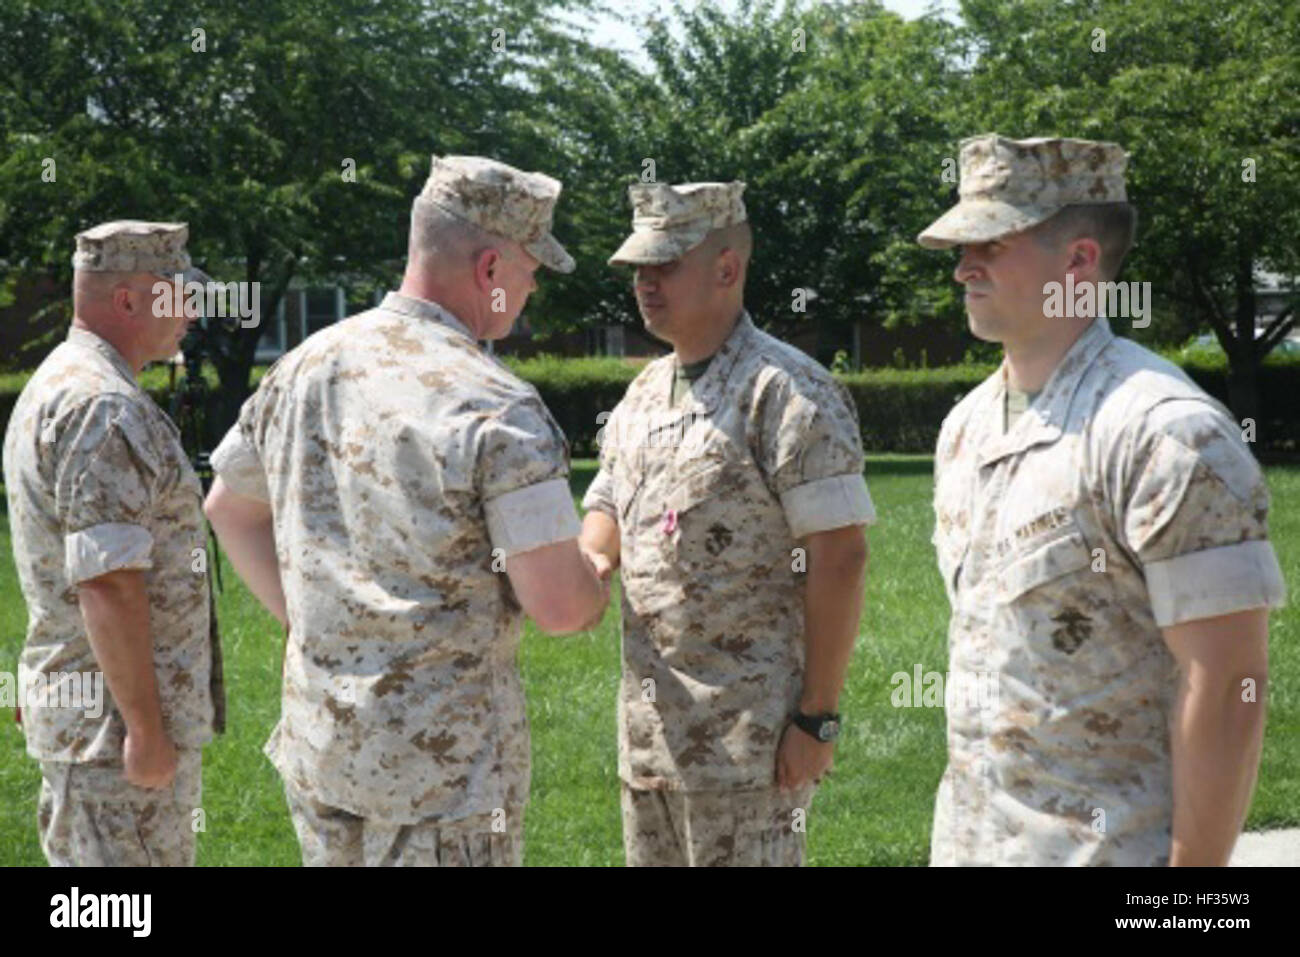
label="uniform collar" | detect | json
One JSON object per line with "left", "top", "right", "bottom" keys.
{"left": 672, "top": 308, "right": 755, "bottom": 413}
{"left": 978, "top": 317, "right": 1114, "bottom": 467}
{"left": 380, "top": 292, "right": 477, "bottom": 343}
{"left": 66, "top": 325, "right": 139, "bottom": 386}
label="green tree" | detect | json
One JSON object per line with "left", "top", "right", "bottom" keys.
{"left": 545, "top": 0, "right": 965, "bottom": 366}
{"left": 549, "top": 0, "right": 839, "bottom": 336}
{"left": 745, "top": 3, "right": 964, "bottom": 360}
{"left": 0, "top": 0, "right": 606, "bottom": 429}
{"left": 958, "top": 0, "right": 1300, "bottom": 420}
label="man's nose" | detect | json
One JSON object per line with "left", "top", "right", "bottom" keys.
{"left": 954, "top": 249, "right": 983, "bottom": 285}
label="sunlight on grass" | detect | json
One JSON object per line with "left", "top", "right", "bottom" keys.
{"left": 1, "top": 460, "right": 1296, "bottom": 865}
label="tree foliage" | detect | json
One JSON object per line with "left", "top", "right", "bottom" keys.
{"left": 958, "top": 0, "right": 1300, "bottom": 416}
{"left": 1, "top": 0, "right": 1296, "bottom": 422}
{"left": 0, "top": 0, "right": 605, "bottom": 422}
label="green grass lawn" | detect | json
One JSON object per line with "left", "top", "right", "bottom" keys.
{"left": 1, "top": 457, "right": 1297, "bottom": 866}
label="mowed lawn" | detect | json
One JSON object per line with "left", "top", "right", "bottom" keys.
{"left": 1, "top": 458, "right": 1297, "bottom": 866}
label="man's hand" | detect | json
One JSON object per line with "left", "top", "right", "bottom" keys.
{"left": 124, "top": 726, "right": 179, "bottom": 790}
{"left": 579, "top": 510, "right": 620, "bottom": 581}
{"left": 776, "top": 723, "right": 834, "bottom": 792}
{"left": 584, "top": 548, "right": 615, "bottom": 583}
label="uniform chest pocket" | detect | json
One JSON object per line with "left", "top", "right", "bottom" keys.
{"left": 663, "top": 461, "right": 756, "bottom": 569}
{"left": 995, "top": 531, "right": 1093, "bottom": 604}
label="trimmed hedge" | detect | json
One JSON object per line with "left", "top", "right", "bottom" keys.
{"left": 1, "top": 353, "right": 1297, "bottom": 460}
{"left": 836, "top": 365, "right": 993, "bottom": 454}
{"left": 502, "top": 354, "right": 643, "bottom": 457}
{"left": 841, "top": 361, "right": 1300, "bottom": 455}
{"left": 506, "top": 354, "right": 1300, "bottom": 456}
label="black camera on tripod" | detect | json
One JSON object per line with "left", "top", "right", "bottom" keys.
{"left": 168, "top": 266, "right": 244, "bottom": 493}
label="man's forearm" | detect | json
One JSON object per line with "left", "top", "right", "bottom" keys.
{"left": 799, "top": 531, "right": 867, "bottom": 713}
{"left": 1169, "top": 676, "right": 1267, "bottom": 866}
{"left": 211, "top": 513, "right": 287, "bottom": 626}
{"left": 78, "top": 571, "right": 166, "bottom": 736}
{"left": 205, "top": 478, "right": 288, "bottom": 626}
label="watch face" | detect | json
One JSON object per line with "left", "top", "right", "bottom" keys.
{"left": 820, "top": 720, "right": 839, "bottom": 741}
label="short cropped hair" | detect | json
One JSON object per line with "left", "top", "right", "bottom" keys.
{"left": 1032, "top": 203, "right": 1138, "bottom": 280}
{"left": 408, "top": 197, "right": 501, "bottom": 268}
{"left": 72, "top": 269, "right": 150, "bottom": 314}
{"left": 699, "top": 220, "right": 754, "bottom": 268}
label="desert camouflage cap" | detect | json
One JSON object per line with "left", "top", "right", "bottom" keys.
{"left": 417, "top": 155, "right": 574, "bottom": 273}
{"left": 918, "top": 134, "right": 1128, "bottom": 249}
{"left": 609, "top": 181, "right": 747, "bottom": 266}
{"left": 72, "top": 220, "right": 191, "bottom": 277}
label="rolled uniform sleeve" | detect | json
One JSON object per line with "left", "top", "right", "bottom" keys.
{"left": 211, "top": 387, "right": 271, "bottom": 503}
{"left": 55, "top": 396, "right": 159, "bottom": 584}
{"left": 762, "top": 373, "right": 876, "bottom": 538}
{"left": 1122, "top": 401, "right": 1287, "bottom": 628}
{"left": 478, "top": 395, "right": 581, "bottom": 557}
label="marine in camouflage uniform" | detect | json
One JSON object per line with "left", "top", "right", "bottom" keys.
{"left": 919, "top": 135, "right": 1287, "bottom": 865}
{"left": 583, "top": 182, "right": 876, "bottom": 866}
{"left": 3, "top": 221, "right": 215, "bottom": 866}
{"left": 209, "top": 156, "right": 594, "bottom": 866}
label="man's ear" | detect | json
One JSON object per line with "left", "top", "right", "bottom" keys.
{"left": 1067, "top": 237, "right": 1102, "bottom": 278}
{"left": 112, "top": 281, "right": 138, "bottom": 319}
{"left": 473, "top": 247, "right": 501, "bottom": 292}
{"left": 717, "top": 248, "right": 741, "bottom": 288}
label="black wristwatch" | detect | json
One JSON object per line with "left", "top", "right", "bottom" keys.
{"left": 792, "top": 710, "right": 841, "bottom": 743}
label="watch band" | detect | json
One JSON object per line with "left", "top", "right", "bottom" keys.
{"left": 792, "top": 710, "right": 841, "bottom": 742}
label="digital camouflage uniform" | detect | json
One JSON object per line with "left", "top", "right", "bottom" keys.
{"left": 3, "top": 221, "right": 215, "bottom": 866}
{"left": 587, "top": 182, "right": 876, "bottom": 866}
{"left": 920, "top": 135, "right": 1288, "bottom": 865}
{"left": 210, "top": 156, "right": 578, "bottom": 867}
{"left": 37, "top": 751, "right": 204, "bottom": 867}
{"left": 917, "top": 134, "right": 1130, "bottom": 250}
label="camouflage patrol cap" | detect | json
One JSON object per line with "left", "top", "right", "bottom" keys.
{"left": 72, "top": 220, "right": 192, "bottom": 277}
{"left": 608, "top": 181, "right": 747, "bottom": 266}
{"left": 917, "top": 134, "right": 1128, "bottom": 249}
{"left": 417, "top": 155, "right": 574, "bottom": 273}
